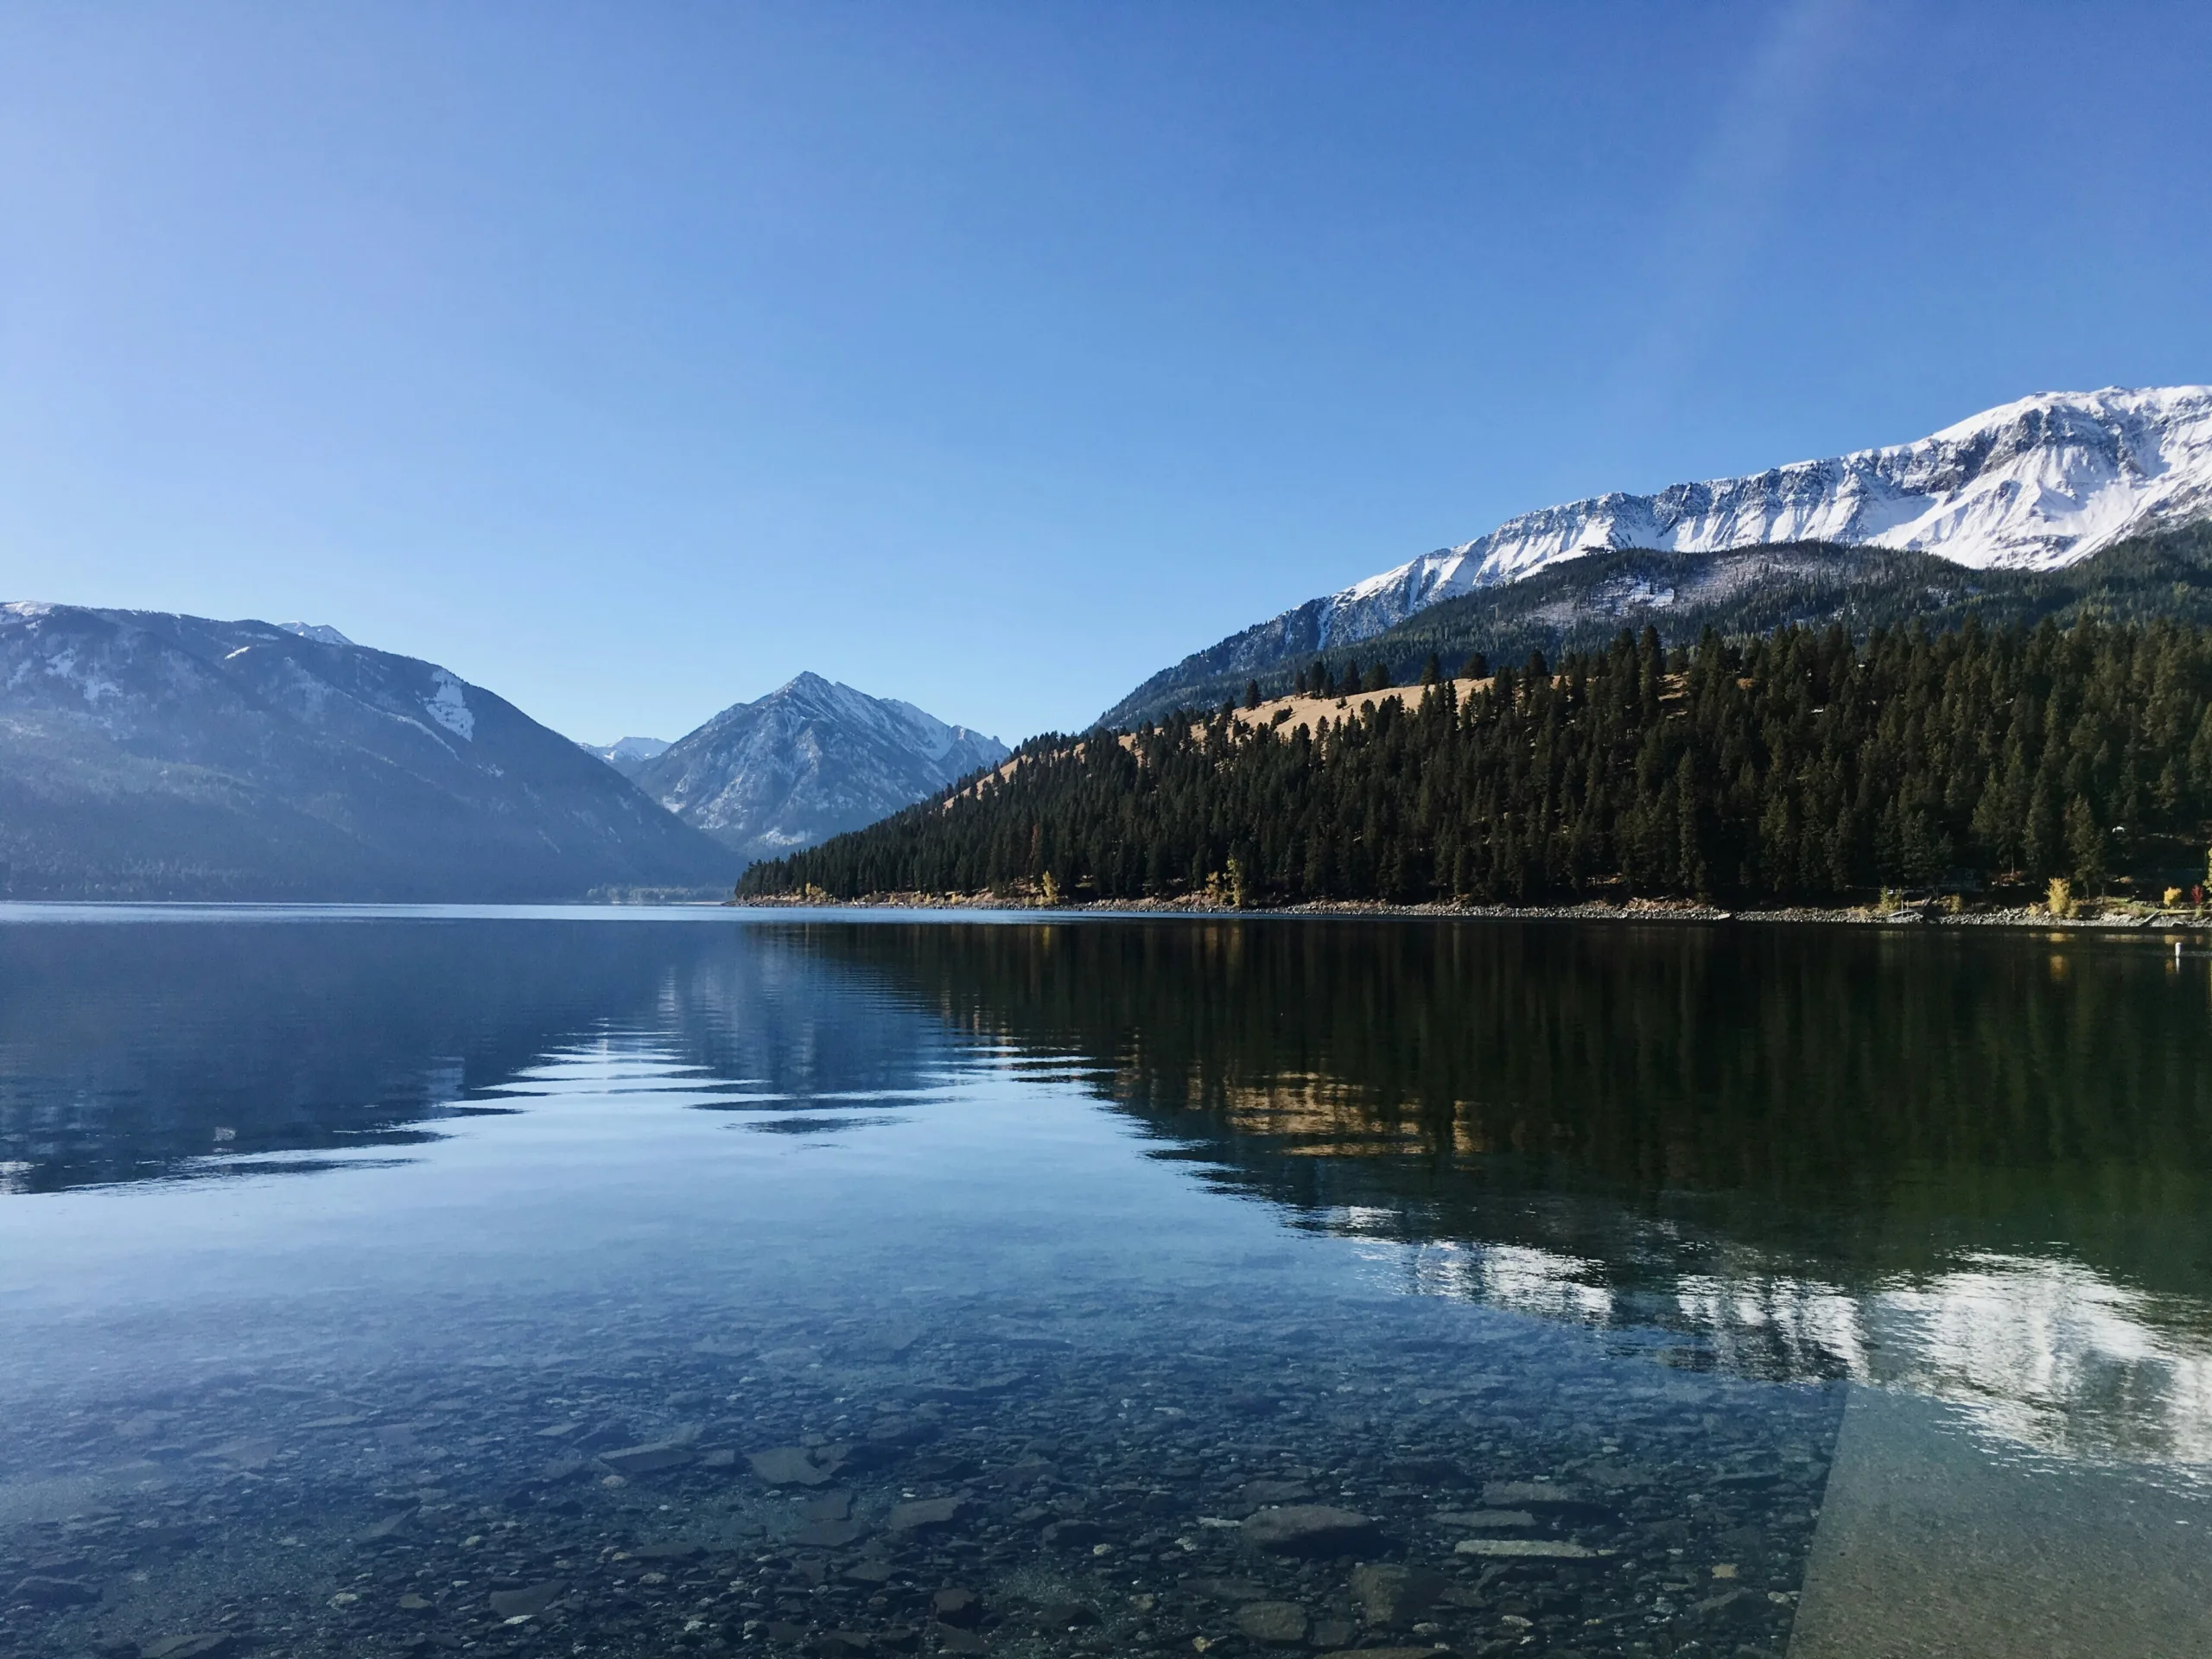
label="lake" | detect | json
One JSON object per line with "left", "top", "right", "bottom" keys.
{"left": 0, "top": 907, "right": 2207, "bottom": 1659}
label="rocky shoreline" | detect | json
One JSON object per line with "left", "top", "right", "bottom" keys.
{"left": 734, "top": 892, "right": 2212, "bottom": 933}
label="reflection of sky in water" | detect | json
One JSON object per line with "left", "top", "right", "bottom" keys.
{"left": 3, "top": 909, "right": 2209, "bottom": 1485}
{"left": 1375, "top": 1231, "right": 2212, "bottom": 1476}
{"left": 0, "top": 911, "right": 2206, "bottom": 1659}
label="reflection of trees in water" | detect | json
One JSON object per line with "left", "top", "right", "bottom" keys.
{"left": 10, "top": 912, "right": 2208, "bottom": 1466}
{"left": 817, "top": 919, "right": 2212, "bottom": 1270}
{"left": 815, "top": 917, "right": 2212, "bottom": 1468}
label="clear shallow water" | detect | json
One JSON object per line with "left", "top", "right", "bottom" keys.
{"left": 0, "top": 908, "right": 2206, "bottom": 1659}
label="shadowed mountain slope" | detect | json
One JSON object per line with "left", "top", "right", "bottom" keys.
{"left": 0, "top": 603, "right": 735, "bottom": 899}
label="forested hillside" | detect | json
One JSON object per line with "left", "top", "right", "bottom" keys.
{"left": 743, "top": 616, "right": 2212, "bottom": 906}
{"left": 1101, "top": 523, "right": 2212, "bottom": 729}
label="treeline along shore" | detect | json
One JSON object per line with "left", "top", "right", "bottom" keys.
{"left": 739, "top": 616, "right": 2212, "bottom": 914}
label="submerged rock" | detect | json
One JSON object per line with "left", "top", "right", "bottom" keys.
{"left": 487, "top": 1580, "right": 566, "bottom": 1618}
{"left": 1187, "top": 1577, "right": 1272, "bottom": 1603}
{"left": 140, "top": 1637, "right": 237, "bottom": 1659}
{"left": 930, "top": 1587, "right": 980, "bottom": 1626}
{"left": 627, "top": 1541, "right": 704, "bottom": 1562}
{"left": 597, "top": 1440, "right": 695, "bottom": 1475}
{"left": 353, "top": 1508, "right": 414, "bottom": 1544}
{"left": 1235, "top": 1599, "right": 1310, "bottom": 1644}
{"left": 1453, "top": 1536, "right": 1605, "bottom": 1559}
{"left": 748, "top": 1445, "right": 842, "bottom": 1486}
{"left": 791, "top": 1518, "right": 868, "bottom": 1547}
{"left": 886, "top": 1495, "right": 965, "bottom": 1534}
{"left": 1240, "top": 1504, "right": 1378, "bottom": 1556}
{"left": 1030, "top": 1598, "right": 1100, "bottom": 1631}
{"left": 1481, "top": 1480, "right": 1609, "bottom": 1516}
{"left": 1432, "top": 1508, "right": 1535, "bottom": 1530}
{"left": 12, "top": 1574, "right": 99, "bottom": 1607}
{"left": 1350, "top": 1562, "right": 1450, "bottom": 1626}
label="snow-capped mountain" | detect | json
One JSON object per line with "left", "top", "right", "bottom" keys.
{"left": 1102, "top": 386, "right": 2212, "bottom": 727}
{"left": 633, "top": 673, "right": 1008, "bottom": 864}
{"left": 581, "top": 734, "right": 672, "bottom": 777}
{"left": 1329, "top": 385, "right": 2212, "bottom": 641}
{"left": 0, "top": 603, "right": 734, "bottom": 899}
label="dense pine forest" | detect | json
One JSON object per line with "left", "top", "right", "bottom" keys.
{"left": 741, "top": 616, "right": 2212, "bottom": 907}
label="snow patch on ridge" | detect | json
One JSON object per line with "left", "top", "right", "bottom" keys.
{"left": 277, "top": 621, "right": 354, "bottom": 647}
{"left": 423, "top": 670, "right": 474, "bottom": 741}
{"left": 1316, "top": 385, "right": 2212, "bottom": 649}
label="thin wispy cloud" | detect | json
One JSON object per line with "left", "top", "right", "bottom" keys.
{"left": 1609, "top": 0, "right": 1861, "bottom": 432}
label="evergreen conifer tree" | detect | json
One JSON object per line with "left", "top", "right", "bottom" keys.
{"left": 742, "top": 617, "right": 2212, "bottom": 912}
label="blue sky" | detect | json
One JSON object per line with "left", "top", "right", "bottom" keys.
{"left": 3, "top": 3, "right": 2209, "bottom": 746}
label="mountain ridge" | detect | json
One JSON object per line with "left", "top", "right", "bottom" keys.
{"left": 582, "top": 734, "right": 672, "bottom": 776}
{"left": 1103, "top": 524, "right": 2212, "bottom": 727}
{"left": 1101, "top": 385, "right": 2212, "bottom": 727}
{"left": 0, "top": 602, "right": 734, "bottom": 899}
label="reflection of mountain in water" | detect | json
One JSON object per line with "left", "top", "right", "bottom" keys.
{"left": 816, "top": 918, "right": 2212, "bottom": 1469}
{"left": 0, "top": 916, "right": 956, "bottom": 1192}
{"left": 657, "top": 933, "right": 966, "bottom": 1114}
{"left": 9, "top": 911, "right": 2209, "bottom": 1469}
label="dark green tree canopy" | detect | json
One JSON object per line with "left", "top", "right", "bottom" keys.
{"left": 745, "top": 617, "right": 2212, "bottom": 906}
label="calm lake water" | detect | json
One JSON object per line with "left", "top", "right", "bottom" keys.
{"left": 1, "top": 907, "right": 2207, "bottom": 1659}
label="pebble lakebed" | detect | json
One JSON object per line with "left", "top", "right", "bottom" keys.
{"left": 3, "top": 1287, "right": 1838, "bottom": 1659}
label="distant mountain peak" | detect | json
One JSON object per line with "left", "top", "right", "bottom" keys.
{"left": 634, "top": 676, "right": 1007, "bottom": 864}
{"left": 579, "top": 734, "right": 673, "bottom": 777}
{"left": 276, "top": 621, "right": 354, "bottom": 647}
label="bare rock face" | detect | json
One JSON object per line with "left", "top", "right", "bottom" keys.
{"left": 1240, "top": 1503, "right": 1379, "bottom": 1556}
